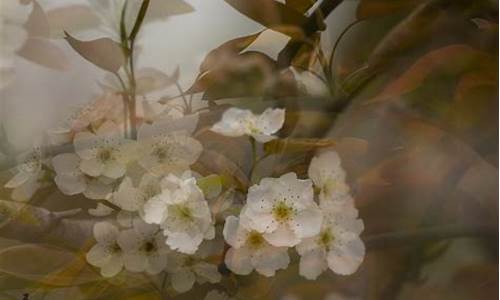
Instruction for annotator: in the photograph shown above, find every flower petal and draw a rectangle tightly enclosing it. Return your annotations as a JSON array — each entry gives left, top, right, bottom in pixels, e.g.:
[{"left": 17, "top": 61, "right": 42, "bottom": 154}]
[
  {"left": 299, "top": 248, "right": 328, "bottom": 280},
  {"left": 224, "top": 247, "right": 253, "bottom": 275},
  {"left": 170, "top": 269, "right": 196, "bottom": 293}
]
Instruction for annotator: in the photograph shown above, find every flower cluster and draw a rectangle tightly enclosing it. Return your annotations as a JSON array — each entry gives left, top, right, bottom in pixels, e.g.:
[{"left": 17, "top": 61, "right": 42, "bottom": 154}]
[
  {"left": 4, "top": 102, "right": 364, "bottom": 293},
  {"left": 223, "top": 150, "right": 364, "bottom": 279}
]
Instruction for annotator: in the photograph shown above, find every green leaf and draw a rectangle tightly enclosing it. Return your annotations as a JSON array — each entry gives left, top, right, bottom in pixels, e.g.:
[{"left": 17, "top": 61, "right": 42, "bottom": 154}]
[
  {"left": 64, "top": 32, "right": 126, "bottom": 73},
  {"left": 224, "top": 0, "right": 311, "bottom": 38},
  {"left": 264, "top": 138, "right": 336, "bottom": 154},
  {"left": 197, "top": 174, "right": 223, "bottom": 199},
  {"left": 0, "top": 244, "right": 101, "bottom": 287}
]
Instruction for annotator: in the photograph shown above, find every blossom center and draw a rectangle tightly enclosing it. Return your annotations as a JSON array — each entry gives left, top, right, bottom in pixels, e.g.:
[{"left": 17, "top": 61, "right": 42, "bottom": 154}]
[
  {"left": 97, "top": 148, "right": 114, "bottom": 162},
  {"left": 172, "top": 204, "right": 193, "bottom": 221},
  {"left": 247, "top": 231, "right": 265, "bottom": 249},
  {"left": 142, "top": 241, "right": 156, "bottom": 253},
  {"left": 272, "top": 201, "right": 294, "bottom": 222},
  {"left": 318, "top": 229, "right": 334, "bottom": 248}
]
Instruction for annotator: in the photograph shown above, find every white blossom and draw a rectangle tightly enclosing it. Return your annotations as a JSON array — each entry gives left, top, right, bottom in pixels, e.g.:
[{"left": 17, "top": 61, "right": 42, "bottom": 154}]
[
  {"left": 137, "top": 114, "right": 202, "bottom": 175},
  {"left": 240, "top": 173, "right": 322, "bottom": 247},
  {"left": 52, "top": 153, "right": 113, "bottom": 200},
  {"left": 166, "top": 248, "right": 221, "bottom": 293},
  {"left": 4, "top": 146, "right": 46, "bottom": 201},
  {"left": 117, "top": 218, "right": 168, "bottom": 274},
  {"left": 296, "top": 202, "right": 365, "bottom": 279},
  {"left": 211, "top": 107, "right": 285, "bottom": 143},
  {"left": 143, "top": 172, "right": 214, "bottom": 254},
  {"left": 74, "top": 121, "right": 134, "bottom": 179},
  {"left": 111, "top": 173, "right": 161, "bottom": 212},
  {"left": 308, "top": 151, "right": 351, "bottom": 205},
  {"left": 86, "top": 222, "right": 125, "bottom": 277},
  {"left": 223, "top": 216, "right": 290, "bottom": 276}
]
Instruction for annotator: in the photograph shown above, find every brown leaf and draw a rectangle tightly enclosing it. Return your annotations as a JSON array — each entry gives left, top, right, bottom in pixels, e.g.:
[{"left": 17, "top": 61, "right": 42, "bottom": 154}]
[
  {"left": 264, "top": 138, "right": 336, "bottom": 154},
  {"left": 286, "top": 0, "right": 318, "bottom": 13},
  {"left": 357, "top": 0, "right": 420, "bottom": 19},
  {"left": 64, "top": 32, "right": 125, "bottom": 73},
  {"left": 368, "top": 45, "right": 493, "bottom": 103},
  {"left": 199, "top": 32, "right": 262, "bottom": 74},
  {"left": 17, "top": 37, "right": 70, "bottom": 70},
  {"left": 224, "top": 0, "right": 312, "bottom": 38}
]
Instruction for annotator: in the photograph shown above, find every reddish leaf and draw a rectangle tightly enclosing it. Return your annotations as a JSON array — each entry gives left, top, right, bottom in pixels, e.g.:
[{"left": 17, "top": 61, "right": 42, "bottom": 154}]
[
  {"left": 46, "top": 4, "right": 101, "bottom": 38},
  {"left": 199, "top": 32, "right": 262, "bottom": 74},
  {"left": 64, "top": 32, "right": 125, "bottom": 73},
  {"left": 25, "top": 0, "right": 50, "bottom": 38},
  {"left": 357, "top": 0, "right": 420, "bottom": 19},
  {"left": 224, "top": 0, "right": 312, "bottom": 38},
  {"left": 369, "top": 45, "right": 493, "bottom": 103},
  {"left": 17, "top": 37, "right": 70, "bottom": 70}
]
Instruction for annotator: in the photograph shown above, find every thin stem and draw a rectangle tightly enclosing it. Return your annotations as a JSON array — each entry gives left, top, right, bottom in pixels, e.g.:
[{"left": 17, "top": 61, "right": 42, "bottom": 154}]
[
  {"left": 327, "top": 19, "right": 365, "bottom": 90},
  {"left": 113, "top": 72, "right": 130, "bottom": 138},
  {"left": 174, "top": 81, "right": 191, "bottom": 114}
]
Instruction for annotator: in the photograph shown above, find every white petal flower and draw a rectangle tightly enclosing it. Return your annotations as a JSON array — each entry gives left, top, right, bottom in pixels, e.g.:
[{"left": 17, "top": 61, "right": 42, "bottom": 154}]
[
  {"left": 86, "top": 222, "right": 124, "bottom": 277},
  {"left": 74, "top": 121, "right": 134, "bottom": 179},
  {"left": 143, "top": 172, "right": 214, "bottom": 254},
  {"left": 296, "top": 202, "right": 365, "bottom": 279},
  {"left": 223, "top": 216, "right": 290, "bottom": 277},
  {"left": 52, "top": 153, "right": 113, "bottom": 200},
  {"left": 211, "top": 107, "right": 285, "bottom": 143},
  {"left": 117, "top": 219, "right": 168, "bottom": 274},
  {"left": 137, "top": 114, "right": 202, "bottom": 175},
  {"left": 111, "top": 173, "right": 161, "bottom": 212},
  {"left": 308, "top": 151, "right": 351, "bottom": 204},
  {"left": 166, "top": 249, "right": 221, "bottom": 293},
  {"left": 240, "top": 173, "right": 321, "bottom": 247},
  {"left": 5, "top": 146, "right": 46, "bottom": 201}
]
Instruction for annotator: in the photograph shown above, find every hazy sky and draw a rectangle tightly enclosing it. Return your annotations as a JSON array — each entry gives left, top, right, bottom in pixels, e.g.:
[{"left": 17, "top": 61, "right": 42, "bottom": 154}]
[{"left": 1, "top": 0, "right": 356, "bottom": 151}]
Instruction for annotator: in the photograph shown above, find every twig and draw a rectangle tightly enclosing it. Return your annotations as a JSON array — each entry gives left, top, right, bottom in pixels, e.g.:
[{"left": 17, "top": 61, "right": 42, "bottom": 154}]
[{"left": 365, "top": 224, "right": 497, "bottom": 250}]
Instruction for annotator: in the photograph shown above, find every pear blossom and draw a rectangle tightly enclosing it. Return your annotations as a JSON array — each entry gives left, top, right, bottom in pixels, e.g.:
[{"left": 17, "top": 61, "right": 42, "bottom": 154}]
[
  {"left": 117, "top": 219, "right": 168, "bottom": 274},
  {"left": 111, "top": 173, "right": 161, "bottom": 212},
  {"left": 223, "top": 216, "right": 290, "bottom": 276},
  {"left": 4, "top": 146, "right": 47, "bottom": 201},
  {"left": 86, "top": 222, "right": 125, "bottom": 277},
  {"left": 296, "top": 202, "right": 365, "bottom": 279},
  {"left": 308, "top": 151, "right": 351, "bottom": 204},
  {"left": 74, "top": 121, "right": 134, "bottom": 179},
  {"left": 240, "top": 173, "right": 322, "bottom": 247},
  {"left": 211, "top": 107, "right": 285, "bottom": 143},
  {"left": 166, "top": 248, "right": 221, "bottom": 293},
  {"left": 143, "top": 171, "right": 214, "bottom": 254},
  {"left": 137, "top": 114, "right": 202, "bottom": 175},
  {"left": 52, "top": 153, "right": 113, "bottom": 200}
]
